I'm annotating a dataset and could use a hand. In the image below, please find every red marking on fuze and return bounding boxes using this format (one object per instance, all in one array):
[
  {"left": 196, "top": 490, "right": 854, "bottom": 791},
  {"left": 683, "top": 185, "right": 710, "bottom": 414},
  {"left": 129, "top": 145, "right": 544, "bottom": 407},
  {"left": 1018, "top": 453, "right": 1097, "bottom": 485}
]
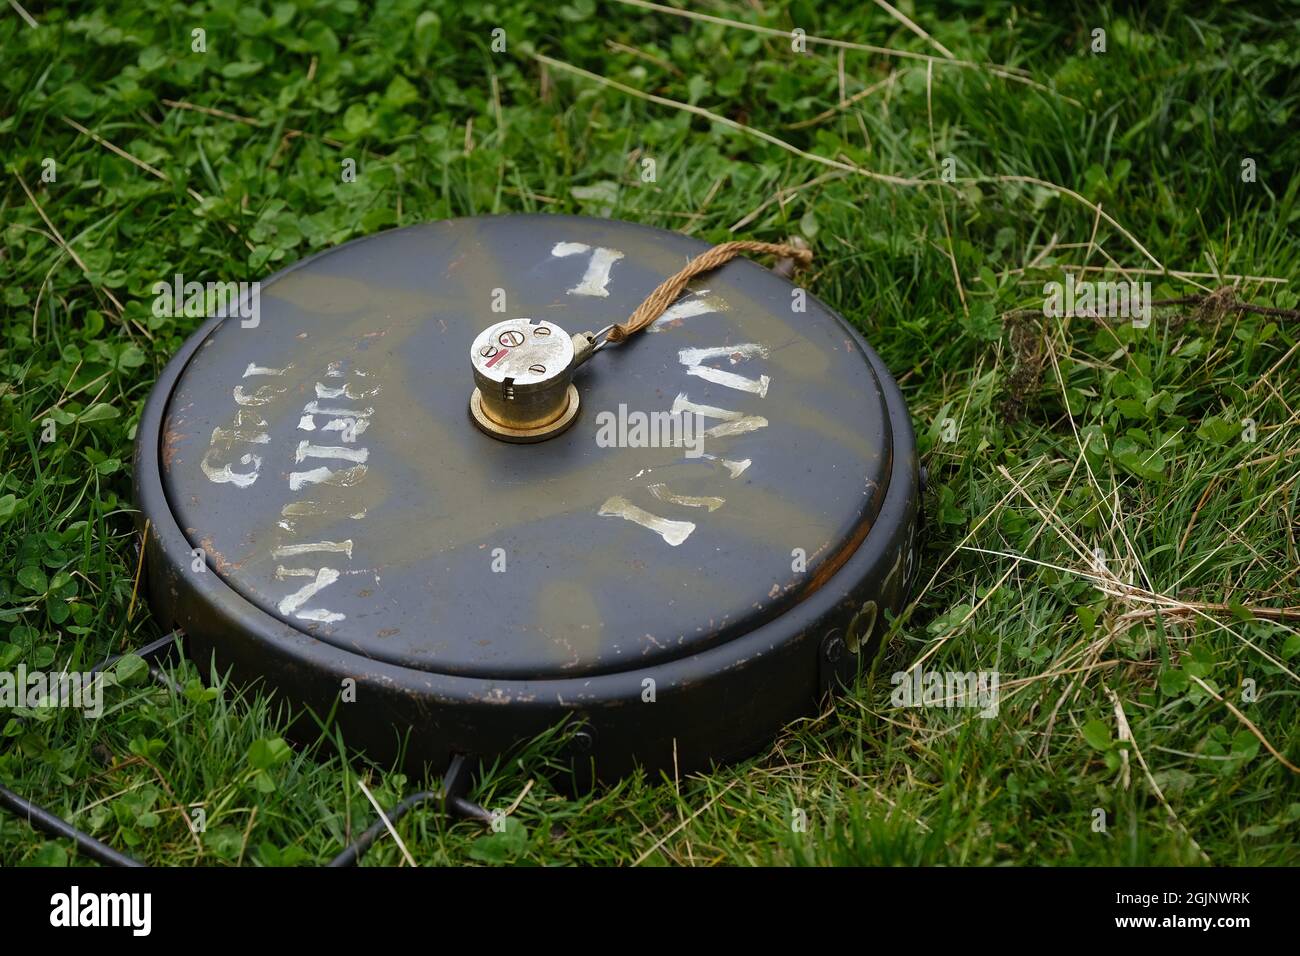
[{"left": 485, "top": 348, "right": 510, "bottom": 368}]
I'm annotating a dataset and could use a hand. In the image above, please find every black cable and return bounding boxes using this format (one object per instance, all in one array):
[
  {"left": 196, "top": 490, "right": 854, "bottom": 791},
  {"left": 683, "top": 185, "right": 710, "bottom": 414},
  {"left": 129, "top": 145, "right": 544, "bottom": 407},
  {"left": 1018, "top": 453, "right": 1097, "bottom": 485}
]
[
  {"left": 0, "top": 632, "right": 183, "bottom": 867},
  {"left": 2, "top": 775, "right": 491, "bottom": 868},
  {"left": 327, "top": 790, "right": 440, "bottom": 867},
  {"left": 328, "top": 793, "right": 492, "bottom": 866},
  {"left": 3, "top": 631, "right": 492, "bottom": 866},
  {"left": 88, "top": 630, "right": 180, "bottom": 680},
  {"left": 328, "top": 754, "right": 492, "bottom": 866},
  {"left": 0, "top": 783, "right": 145, "bottom": 867}
]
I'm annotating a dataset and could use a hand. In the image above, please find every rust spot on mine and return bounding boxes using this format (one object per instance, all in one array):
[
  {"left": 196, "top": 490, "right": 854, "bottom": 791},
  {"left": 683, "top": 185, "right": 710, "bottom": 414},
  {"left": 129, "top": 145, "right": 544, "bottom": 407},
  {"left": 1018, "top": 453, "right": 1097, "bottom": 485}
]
[
  {"left": 161, "top": 419, "right": 186, "bottom": 471},
  {"left": 198, "top": 535, "right": 238, "bottom": 573}
]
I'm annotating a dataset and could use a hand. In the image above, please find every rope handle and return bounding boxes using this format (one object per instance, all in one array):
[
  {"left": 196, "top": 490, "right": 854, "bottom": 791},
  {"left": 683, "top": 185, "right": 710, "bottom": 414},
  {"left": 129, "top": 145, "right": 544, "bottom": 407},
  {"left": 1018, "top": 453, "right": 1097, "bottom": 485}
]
[{"left": 607, "top": 240, "right": 813, "bottom": 343}]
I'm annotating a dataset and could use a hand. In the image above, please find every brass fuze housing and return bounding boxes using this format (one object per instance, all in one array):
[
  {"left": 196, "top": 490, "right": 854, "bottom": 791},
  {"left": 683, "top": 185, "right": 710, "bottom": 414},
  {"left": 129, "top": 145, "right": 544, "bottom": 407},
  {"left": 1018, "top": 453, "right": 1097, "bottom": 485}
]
[{"left": 469, "top": 316, "right": 601, "bottom": 442}]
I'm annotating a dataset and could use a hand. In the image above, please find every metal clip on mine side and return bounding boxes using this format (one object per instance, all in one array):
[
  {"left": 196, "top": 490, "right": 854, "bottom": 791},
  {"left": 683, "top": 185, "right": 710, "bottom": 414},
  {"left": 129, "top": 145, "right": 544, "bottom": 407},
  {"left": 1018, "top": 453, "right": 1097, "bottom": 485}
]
[{"left": 469, "top": 318, "right": 614, "bottom": 443}]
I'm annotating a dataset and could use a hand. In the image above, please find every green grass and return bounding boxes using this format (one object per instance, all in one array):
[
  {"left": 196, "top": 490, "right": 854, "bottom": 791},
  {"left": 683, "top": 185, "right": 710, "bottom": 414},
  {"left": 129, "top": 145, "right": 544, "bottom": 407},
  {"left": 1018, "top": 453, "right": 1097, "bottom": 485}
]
[{"left": 2, "top": 0, "right": 1299, "bottom": 866}]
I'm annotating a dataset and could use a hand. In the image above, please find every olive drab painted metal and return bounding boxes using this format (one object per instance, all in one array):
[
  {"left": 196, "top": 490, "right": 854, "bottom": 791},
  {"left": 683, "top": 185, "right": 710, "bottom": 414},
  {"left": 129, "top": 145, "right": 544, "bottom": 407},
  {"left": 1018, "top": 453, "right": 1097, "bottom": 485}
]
[{"left": 133, "top": 215, "right": 922, "bottom": 780}]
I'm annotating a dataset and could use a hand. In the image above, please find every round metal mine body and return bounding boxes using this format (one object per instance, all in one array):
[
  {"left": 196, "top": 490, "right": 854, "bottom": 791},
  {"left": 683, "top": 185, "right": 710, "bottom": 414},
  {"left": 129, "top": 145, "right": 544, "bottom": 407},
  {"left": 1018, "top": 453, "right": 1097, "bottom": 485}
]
[{"left": 133, "top": 215, "right": 922, "bottom": 780}]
